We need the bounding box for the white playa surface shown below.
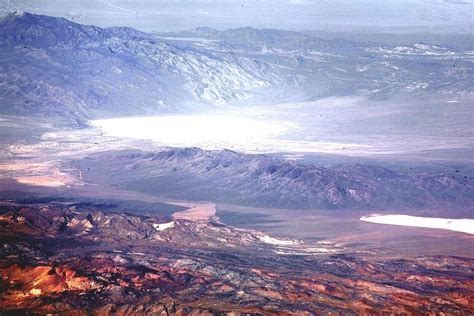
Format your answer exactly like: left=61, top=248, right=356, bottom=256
left=360, top=214, right=474, bottom=235
left=92, top=115, right=288, bottom=149
left=91, top=115, right=370, bottom=154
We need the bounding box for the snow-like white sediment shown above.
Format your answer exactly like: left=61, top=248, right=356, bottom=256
left=153, top=221, right=175, bottom=231
left=274, top=248, right=333, bottom=255
left=360, top=214, right=474, bottom=235
left=91, top=115, right=288, bottom=147
left=260, top=235, right=300, bottom=246
left=91, top=116, right=370, bottom=155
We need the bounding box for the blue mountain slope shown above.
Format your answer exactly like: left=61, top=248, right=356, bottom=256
left=74, top=148, right=474, bottom=210
left=0, top=12, right=473, bottom=124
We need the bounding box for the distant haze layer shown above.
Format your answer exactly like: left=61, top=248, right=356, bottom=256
left=1, top=0, right=473, bottom=32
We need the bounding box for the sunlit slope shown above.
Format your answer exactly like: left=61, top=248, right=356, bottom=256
left=1, top=12, right=473, bottom=124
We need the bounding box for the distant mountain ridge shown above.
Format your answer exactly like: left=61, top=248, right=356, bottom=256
left=73, top=148, right=474, bottom=211
left=1, top=12, right=473, bottom=124
left=0, top=11, right=147, bottom=47
left=0, top=12, right=271, bottom=123
left=165, top=26, right=365, bottom=53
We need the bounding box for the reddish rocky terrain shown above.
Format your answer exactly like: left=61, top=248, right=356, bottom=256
left=1, top=201, right=473, bottom=315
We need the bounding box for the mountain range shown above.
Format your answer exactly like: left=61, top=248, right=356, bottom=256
left=72, top=148, right=474, bottom=211
left=1, top=12, right=473, bottom=125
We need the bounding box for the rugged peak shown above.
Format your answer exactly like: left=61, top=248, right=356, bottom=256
left=2, top=11, right=69, bottom=27
left=191, top=26, right=220, bottom=36
left=5, top=10, right=30, bottom=19
left=0, top=11, right=105, bottom=48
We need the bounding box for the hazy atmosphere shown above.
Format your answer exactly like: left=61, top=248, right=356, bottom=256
left=2, top=0, right=474, bottom=31
left=0, top=0, right=473, bottom=314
